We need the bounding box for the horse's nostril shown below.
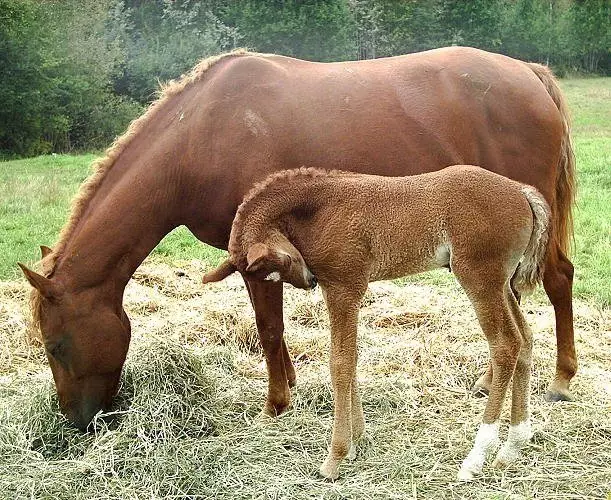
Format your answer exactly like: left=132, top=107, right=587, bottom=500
left=310, top=276, right=318, bottom=289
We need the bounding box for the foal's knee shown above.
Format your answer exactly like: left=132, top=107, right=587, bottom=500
left=493, top=335, right=522, bottom=366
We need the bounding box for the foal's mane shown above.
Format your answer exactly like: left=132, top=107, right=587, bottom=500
left=41, top=48, right=252, bottom=277
left=229, top=167, right=348, bottom=267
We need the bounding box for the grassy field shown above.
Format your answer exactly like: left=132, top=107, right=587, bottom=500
left=0, top=78, right=609, bottom=499
left=1, top=79, right=609, bottom=305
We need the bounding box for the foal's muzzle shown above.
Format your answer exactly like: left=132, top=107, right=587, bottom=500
left=309, top=276, right=318, bottom=289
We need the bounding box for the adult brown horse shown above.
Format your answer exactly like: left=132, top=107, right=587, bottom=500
left=19, top=47, right=576, bottom=430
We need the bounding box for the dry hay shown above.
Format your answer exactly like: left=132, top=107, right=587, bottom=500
left=1, top=258, right=610, bottom=499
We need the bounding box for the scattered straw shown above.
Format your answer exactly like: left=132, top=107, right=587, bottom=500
left=1, top=258, right=609, bottom=498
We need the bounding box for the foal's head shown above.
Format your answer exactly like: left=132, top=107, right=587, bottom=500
left=243, top=241, right=318, bottom=290
left=19, top=258, right=131, bottom=430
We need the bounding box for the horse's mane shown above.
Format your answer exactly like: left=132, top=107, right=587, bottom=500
left=228, top=167, right=349, bottom=267
left=30, top=49, right=256, bottom=333
left=41, top=48, right=253, bottom=277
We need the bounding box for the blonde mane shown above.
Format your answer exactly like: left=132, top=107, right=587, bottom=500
left=42, top=48, right=253, bottom=276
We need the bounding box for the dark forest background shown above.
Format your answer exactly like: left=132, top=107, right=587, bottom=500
left=1, top=0, right=609, bottom=157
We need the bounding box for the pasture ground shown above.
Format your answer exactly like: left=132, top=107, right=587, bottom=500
left=0, top=78, right=610, bottom=498
left=1, top=261, right=609, bottom=498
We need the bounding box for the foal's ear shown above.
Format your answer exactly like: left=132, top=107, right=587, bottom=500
left=18, top=263, right=61, bottom=299
left=245, top=243, right=272, bottom=273
left=245, top=243, right=290, bottom=274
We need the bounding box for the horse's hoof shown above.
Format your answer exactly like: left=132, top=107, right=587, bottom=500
left=255, top=409, right=274, bottom=422
left=261, top=400, right=290, bottom=418
left=471, top=386, right=490, bottom=398
left=288, top=377, right=297, bottom=389
left=544, top=389, right=572, bottom=402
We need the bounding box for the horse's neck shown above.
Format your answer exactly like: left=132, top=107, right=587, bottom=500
left=53, top=162, right=180, bottom=293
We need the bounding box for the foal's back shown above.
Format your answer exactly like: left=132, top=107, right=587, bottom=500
left=296, top=165, right=534, bottom=283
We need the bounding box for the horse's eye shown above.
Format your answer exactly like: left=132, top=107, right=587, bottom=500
left=46, top=342, right=63, bottom=359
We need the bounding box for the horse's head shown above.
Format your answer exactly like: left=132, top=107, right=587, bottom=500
left=19, top=261, right=130, bottom=431
left=243, top=239, right=317, bottom=290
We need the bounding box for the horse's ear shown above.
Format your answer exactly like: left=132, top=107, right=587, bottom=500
left=18, top=263, right=60, bottom=299
left=40, top=246, right=53, bottom=258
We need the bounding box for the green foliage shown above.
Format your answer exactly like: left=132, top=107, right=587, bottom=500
left=113, top=0, right=237, bottom=103
left=221, top=0, right=356, bottom=61
left=0, top=0, right=609, bottom=157
left=0, top=0, right=143, bottom=156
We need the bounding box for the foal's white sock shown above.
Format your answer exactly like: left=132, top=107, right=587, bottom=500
left=493, top=419, right=532, bottom=467
left=457, top=421, right=500, bottom=481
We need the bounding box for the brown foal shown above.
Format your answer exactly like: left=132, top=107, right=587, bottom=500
left=203, top=165, right=551, bottom=480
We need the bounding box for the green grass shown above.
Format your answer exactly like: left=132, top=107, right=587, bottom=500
left=0, top=155, right=225, bottom=279
left=1, top=78, right=609, bottom=304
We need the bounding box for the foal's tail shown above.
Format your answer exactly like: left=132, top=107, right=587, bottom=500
left=202, top=259, right=237, bottom=284
left=514, top=186, right=552, bottom=294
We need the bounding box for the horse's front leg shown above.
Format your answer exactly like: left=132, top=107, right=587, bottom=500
left=319, top=285, right=363, bottom=480
left=244, top=278, right=296, bottom=416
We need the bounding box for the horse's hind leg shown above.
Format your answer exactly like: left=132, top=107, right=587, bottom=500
left=542, top=245, right=576, bottom=401
left=493, top=291, right=533, bottom=468
left=457, top=281, right=521, bottom=481
left=244, top=279, right=296, bottom=416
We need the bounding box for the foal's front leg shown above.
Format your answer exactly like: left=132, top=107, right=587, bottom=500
left=319, top=286, right=363, bottom=480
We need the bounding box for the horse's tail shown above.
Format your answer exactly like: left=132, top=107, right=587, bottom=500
left=514, top=186, right=552, bottom=294
left=526, top=62, right=576, bottom=255
left=202, top=259, right=236, bottom=284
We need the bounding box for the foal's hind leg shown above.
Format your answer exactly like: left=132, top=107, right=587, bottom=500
left=244, top=279, right=296, bottom=417
left=457, top=283, right=521, bottom=481
left=472, top=273, right=522, bottom=398
left=493, top=293, right=534, bottom=468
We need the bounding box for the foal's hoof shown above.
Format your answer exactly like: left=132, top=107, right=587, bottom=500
left=456, top=467, right=478, bottom=482
left=491, top=448, right=515, bottom=469
left=319, top=458, right=341, bottom=481
left=544, top=389, right=572, bottom=402
left=471, top=385, right=490, bottom=398
left=346, top=442, right=357, bottom=461
left=288, top=377, right=297, bottom=389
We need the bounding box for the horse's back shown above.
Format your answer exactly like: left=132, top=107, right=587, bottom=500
left=209, top=47, right=561, bottom=186
left=180, top=47, right=563, bottom=247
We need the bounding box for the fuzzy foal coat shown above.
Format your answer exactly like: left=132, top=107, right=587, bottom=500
left=203, top=165, right=550, bottom=480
